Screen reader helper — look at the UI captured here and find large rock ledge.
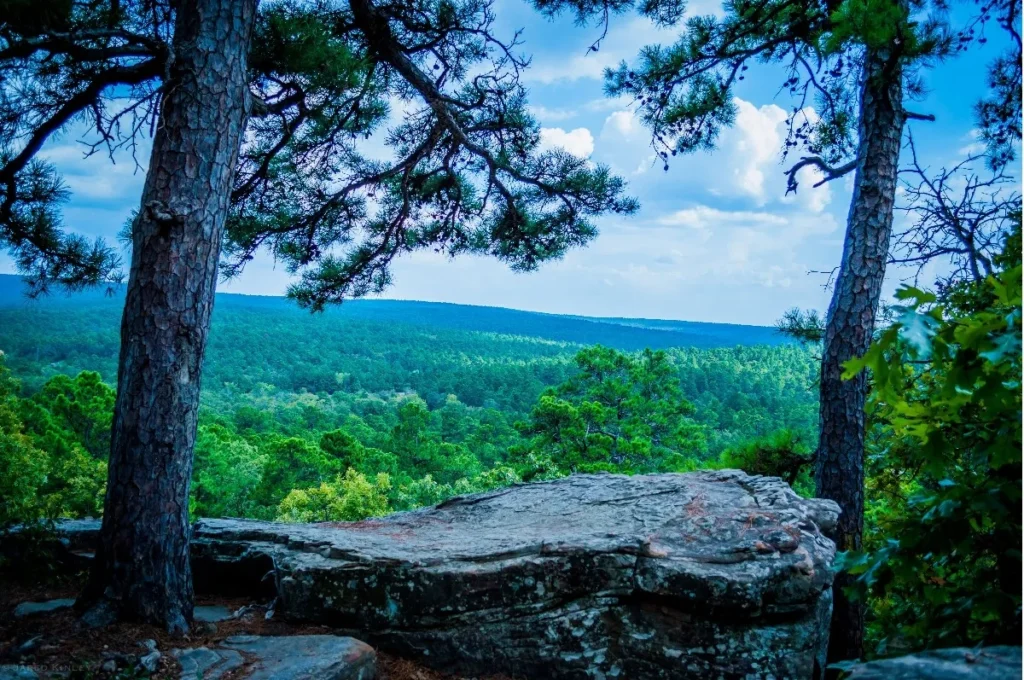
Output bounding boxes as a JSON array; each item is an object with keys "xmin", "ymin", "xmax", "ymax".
[{"xmin": 40, "ymin": 471, "xmax": 841, "ymax": 679}]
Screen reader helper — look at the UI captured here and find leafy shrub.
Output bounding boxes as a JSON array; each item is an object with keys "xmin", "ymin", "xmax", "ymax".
[
  {"xmin": 277, "ymin": 469, "xmax": 393, "ymax": 522},
  {"xmin": 0, "ymin": 356, "xmax": 106, "ymax": 528},
  {"xmin": 842, "ymin": 263, "xmax": 1022, "ymax": 651},
  {"xmin": 716, "ymin": 429, "xmax": 814, "ymax": 496}
]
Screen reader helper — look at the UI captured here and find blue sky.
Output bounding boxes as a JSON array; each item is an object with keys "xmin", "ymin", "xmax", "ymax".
[{"xmin": 1, "ymin": 0, "xmax": 1017, "ymax": 325}]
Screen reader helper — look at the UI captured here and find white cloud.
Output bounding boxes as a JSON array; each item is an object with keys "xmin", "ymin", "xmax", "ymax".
[
  {"xmin": 712, "ymin": 99, "xmax": 832, "ymax": 212},
  {"xmin": 526, "ymin": 52, "xmax": 616, "ymax": 85},
  {"xmin": 729, "ymin": 99, "xmax": 788, "ymax": 199},
  {"xmin": 957, "ymin": 128, "xmax": 986, "ymax": 156},
  {"xmin": 39, "ymin": 135, "xmax": 150, "ymax": 205},
  {"xmin": 597, "ymin": 98, "xmax": 834, "ymax": 212},
  {"xmin": 598, "ymin": 109, "xmax": 657, "ymax": 175},
  {"xmin": 539, "ymin": 127, "xmax": 595, "ymax": 157},
  {"xmin": 659, "ymin": 206, "xmax": 788, "ymax": 230},
  {"xmin": 529, "ymin": 105, "xmax": 579, "ymax": 123},
  {"xmin": 602, "ymin": 110, "xmax": 642, "ymax": 139}
]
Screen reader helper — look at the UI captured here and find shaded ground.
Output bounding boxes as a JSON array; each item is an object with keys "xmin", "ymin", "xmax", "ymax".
[{"xmin": 0, "ymin": 581, "xmax": 511, "ymax": 679}]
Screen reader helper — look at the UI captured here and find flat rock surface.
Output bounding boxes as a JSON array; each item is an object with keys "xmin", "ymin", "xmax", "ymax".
[
  {"xmin": 844, "ymin": 646, "xmax": 1022, "ymax": 679},
  {"xmin": 13, "ymin": 600, "xmax": 74, "ymax": 618},
  {"xmin": 193, "ymin": 604, "xmax": 235, "ymax": 623},
  {"xmin": 40, "ymin": 472, "xmax": 839, "ymax": 679},
  {"xmin": 173, "ymin": 646, "xmax": 245, "ymax": 680},
  {"xmin": 190, "ymin": 471, "xmax": 839, "ymax": 679},
  {"xmin": 172, "ymin": 635, "xmax": 375, "ymax": 680}
]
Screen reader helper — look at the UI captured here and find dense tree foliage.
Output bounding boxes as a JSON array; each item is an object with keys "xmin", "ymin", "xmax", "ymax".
[
  {"xmin": 716, "ymin": 429, "xmax": 814, "ymax": 496},
  {"xmin": 0, "ymin": 355, "xmax": 108, "ymax": 527},
  {"xmin": 0, "ymin": 288, "xmax": 817, "ymax": 451},
  {"xmin": 841, "ymin": 231, "xmax": 1021, "ymax": 654},
  {"xmin": 516, "ymin": 346, "xmax": 707, "ymax": 473},
  {"xmin": 0, "ymin": 301, "xmax": 819, "ymax": 529}
]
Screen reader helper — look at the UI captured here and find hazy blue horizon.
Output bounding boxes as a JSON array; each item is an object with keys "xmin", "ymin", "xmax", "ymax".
[{"xmin": 0, "ymin": 272, "xmax": 786, "ymax": 332}]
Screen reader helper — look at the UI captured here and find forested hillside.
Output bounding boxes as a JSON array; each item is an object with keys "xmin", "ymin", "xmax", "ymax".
[
  {"xmin": 0, "ymin": 272, "xmax": 802, "ymax": 417},
  {"xmin": 0, "ymin": 272, "xmax": 818, "ymax": 525}
]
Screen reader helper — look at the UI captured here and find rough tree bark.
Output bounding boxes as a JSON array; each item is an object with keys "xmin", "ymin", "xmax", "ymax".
[
  {"xmin": 816, "ymin": 47, "xmax": 905, "ymax": 664},
  {"xmin": 78, "ymin": 0, "xmax": 258, "ymax": 633}
]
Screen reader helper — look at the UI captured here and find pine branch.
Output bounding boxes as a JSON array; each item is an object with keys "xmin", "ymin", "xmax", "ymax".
[
  {"xmin": 783, "ymin": 155, "xmax": 858, "ymax": 194},
  {"xmin": 0, "ymin": 58, "xmax": 163, "ymax": 217}
]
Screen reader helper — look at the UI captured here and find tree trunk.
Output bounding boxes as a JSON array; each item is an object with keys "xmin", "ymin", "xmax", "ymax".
[
  {"xmin": 817, "ymin": 47, "xmax": 905, "ymax": 664},
  {"xmin": 79, "ymin": 0, "xmax": 257, "ymax": 633}
]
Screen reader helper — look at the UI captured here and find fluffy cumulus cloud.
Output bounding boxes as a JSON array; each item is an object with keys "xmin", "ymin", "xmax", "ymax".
[
  {"xmin": 729, "ymin": 100, "xmax": 789, "ymax": 199},
  {"xmin": 539, "ymin": 127, "xmax": 595, "ymax": 157},
  {"xmin": 596, "ymin": 98, "xmax": 834, "ymax": 213},
  {"xmin": 722, "ymin": 100, "xmax": 833, "ymax": 213},
  {"xmin": 598, "ymin": 110, "xmax": 657, "ymax": 175}
]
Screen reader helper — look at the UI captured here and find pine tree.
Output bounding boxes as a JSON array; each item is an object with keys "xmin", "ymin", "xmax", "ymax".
[
  {"xmin": 974, "ymin": 0, "xmax": 1021, "ymax": 169},
  {"xmin": 0, "ymin": 0, "xmax": 636, "ymax": 631},
  {"xmin": 528, "ymin": 0, "xmax": 1001, "ymax": 663}
]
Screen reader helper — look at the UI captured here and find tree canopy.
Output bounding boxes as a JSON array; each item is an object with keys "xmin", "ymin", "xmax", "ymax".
[
  {"xmin": 1, "ymin": 0, "xmax": 637, "ymax": 302},
  {"xmin": 516, "ymin": 346, "xmax": 707, "ymax": 473}
]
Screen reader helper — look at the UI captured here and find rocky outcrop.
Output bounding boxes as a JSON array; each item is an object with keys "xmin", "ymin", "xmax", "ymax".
[
  {"xmin": 193, "ymin": 471, "xmax": 839, "ymax": 679},
  {"xmin": 27, "ymin": 471, "xmax": 839, "ymax": 679},
  {"xmin": 843, "ymin": 646, "xmax": 1022, "ymax": 679}
]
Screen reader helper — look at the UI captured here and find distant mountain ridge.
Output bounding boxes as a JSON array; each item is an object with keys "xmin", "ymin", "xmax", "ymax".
[{"xmin": 0, "ymin": 273, "xmax": 787, "ymax": 351}]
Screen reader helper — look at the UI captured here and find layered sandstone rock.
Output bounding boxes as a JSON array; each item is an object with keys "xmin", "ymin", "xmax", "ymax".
[{"xmin": 191, "ymin": 471, "xmax": 839, "ymax": 679}]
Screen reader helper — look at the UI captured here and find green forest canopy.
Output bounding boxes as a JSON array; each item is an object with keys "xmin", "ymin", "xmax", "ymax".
[{"xmin": 0, "ymin": 271, "xmax": 817, "ymax": 518}]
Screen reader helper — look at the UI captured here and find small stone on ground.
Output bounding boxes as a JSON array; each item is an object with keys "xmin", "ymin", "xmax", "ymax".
[
  {"xmin": 78, "ymin": 600, "xmax": 117, "ymax": 629},
  {"xmin": 139, "ymin": 650, "xmax": 161, "ymax": 673},
  {"xmin": 13, "ymin": 600, "xmax": 74, "ymax": 619},
  {"xmin": 193, "ymin": 604, "xmax": 235, "ymax": 623},
  {"xmin": 172, "ymin": 635, "xmax": 375, "ymax": 680}
]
